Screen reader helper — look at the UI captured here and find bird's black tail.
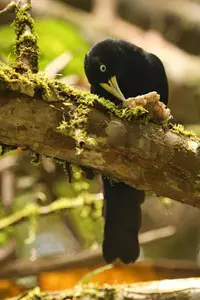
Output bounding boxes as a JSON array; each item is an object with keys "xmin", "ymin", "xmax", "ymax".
[{"xmin": 102, "ymin": 178, "xmax": 145, "ymax": 264}]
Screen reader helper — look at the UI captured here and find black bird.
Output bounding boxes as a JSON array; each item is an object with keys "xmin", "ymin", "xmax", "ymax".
[{"xmin": 84, "ymin": 38, "xmax": 168, "ymax": 264}]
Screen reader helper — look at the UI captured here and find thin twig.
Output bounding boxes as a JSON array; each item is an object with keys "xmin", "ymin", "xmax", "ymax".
[
  {"xmin": 0, "ymin": 1, "xmax": 16, "ymax": 16},
  {"xmin": 44, "ymin": 52, "xmax": 73, "ymax": 79},
  {"xmin": 0, "ymin": 194, "xmax": 103, "ymax": 231},
  {"xmin": 139, "ymin": 226, "xmax": 176, "ymax": 244}
]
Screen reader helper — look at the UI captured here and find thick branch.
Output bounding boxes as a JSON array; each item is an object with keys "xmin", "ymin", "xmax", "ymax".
[
  {"xmin": 0, "ymin": 66, "xmax": 200, "ymax": 206},
  {"xmin": 8, "ymin": 279, "xmax": 200, "ymax": 300}
]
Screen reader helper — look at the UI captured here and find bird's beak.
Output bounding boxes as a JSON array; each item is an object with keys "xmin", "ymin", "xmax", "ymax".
[{"xmin": 100, "ymin": 76, "xmax": 126, "ymax": 102}]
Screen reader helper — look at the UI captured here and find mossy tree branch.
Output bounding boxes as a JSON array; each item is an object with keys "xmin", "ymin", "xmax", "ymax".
[
  {"xmin": 3, "ymin": 0, "xmax": 39, "ymax": 72},
  {"xmin": 8, "ymin": 279, "xmax": 200, "ymax": 300},
  {"xmin": 0, "ymin": 66, "xmax": 200, "ymax": 207}
]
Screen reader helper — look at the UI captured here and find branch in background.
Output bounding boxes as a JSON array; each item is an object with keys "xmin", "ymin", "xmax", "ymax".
[
  {"xmin": 118, "ymin": 0, "xmax": 200, "ymax": 56},
  {"xmin": 0, "ymin": 194, "xmax": 102, "ymax": 231},
  {"xmin": 8, "ymin": 279, "xmax": 200, "ymax": 300},
  {"xmin": 92, "ymin": 0, "xmax": 117, "ymax": 25},
  {"xmin": 0, "ymin": 188, "xmax": 175, "ymax": 239},
  {"xmin": 0, "ymin": 1, "xmax": 16, "ymax": 17},
  {"xmin": 0, "ymin": 248, "xmax": 104, "ymax": 278},
  {"xmin": 139, "ymin": 226, "xmax": 176, "ymax": 244},
  {"xmin": 0, "ymin": 226, "xmax": 176, "ymax": 278},
  {"xmin": 0, "ymin": 155, "xmax": 18, "ymax": 172},
  {"xmin": 43, "ymin": 52, "xmax": 73, "ymax": 79}
]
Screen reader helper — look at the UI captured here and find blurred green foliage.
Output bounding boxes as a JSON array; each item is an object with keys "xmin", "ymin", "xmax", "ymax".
[
  {"xmin": 54, "ymin": 166, "xmax": 103, "ymax": 247},
  {"xmin": 0, "ymin": 18, "xmax": 90, "ymax": 77}
]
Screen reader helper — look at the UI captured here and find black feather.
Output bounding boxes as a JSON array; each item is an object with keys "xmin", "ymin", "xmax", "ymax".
[{"xmin": 84, "ymin": 38, "xmax": 168, "ymax": 263}]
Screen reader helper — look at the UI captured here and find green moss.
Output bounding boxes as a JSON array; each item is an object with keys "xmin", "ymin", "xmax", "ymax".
[
  {"xmin": 103, "ymin": 175, "xmax": 121, "ymax": 184},
  {"xmin": 121, "ymin": 105, "xmax": 148, "ymax": 121},
  {"xmin": 172, "ymin": 124, "xmax": 199, "ymax": 140},
  {"xmin": 0, "ymin": 19, "xmax": 90, "ymax": 76},
  {"xmin": 74, "ymin": 90, "xmax": 148, "ymax": 121},
  {"xmin": 12, "ymin": 1, "xmax": 39, "ymax": 73},
  {"xmin": 0, "ymin": 64, "xmax": 53, "ymax": 97},
  {"xmin": 13, "ymin": 2, "xmax": 34, "ymax": 38}
]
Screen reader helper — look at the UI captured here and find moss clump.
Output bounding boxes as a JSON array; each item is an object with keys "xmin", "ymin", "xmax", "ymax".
[
  {"xmin": 13, "ymin": 2, "xmax": 34, "ymax": 37},
  {"xmin": 12, "ymin": 1, "xmax": 39, "ymax": 73},
  {"xmin": 56, "ymin": 83, "xmax": 148, "ymax": 150},
  {"xmin": 0, "ymin": 64, "xmax": 53, "ymax": 98},
  {"xmin": 57, "ymin": 105, "xmax": 97, "ymax": 154},
  {"xmin": 172, "ymin": 124, "xmax": 198, "ymax": 140},
  {"xmin": 121, "ymin": 106, "xmax": 148, "ymax": 122},
  {"xmin": 74, "ymin": 89, "xmax": 149, "ymax": 122}
]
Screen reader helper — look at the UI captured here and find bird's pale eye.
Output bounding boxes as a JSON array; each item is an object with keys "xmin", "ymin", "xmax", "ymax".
[{"xmin": 100, "ymin": 64, "xmax": 107, "ymax": 72}]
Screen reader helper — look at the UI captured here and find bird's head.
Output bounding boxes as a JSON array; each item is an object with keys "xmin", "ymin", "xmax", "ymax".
[{"xmin": 84, "ymin": 38, "xmax": 141, "ymax": 103}]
